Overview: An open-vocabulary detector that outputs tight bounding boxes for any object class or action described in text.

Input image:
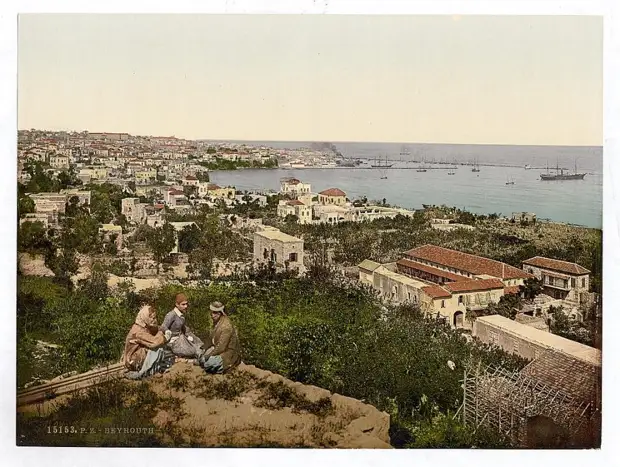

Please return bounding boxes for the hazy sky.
[17,14,602,145]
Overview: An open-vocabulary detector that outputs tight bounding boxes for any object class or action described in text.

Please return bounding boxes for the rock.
[345,413,390,443]
[322,432,342,446]
[339,433,392,449]
[294,384,332,403]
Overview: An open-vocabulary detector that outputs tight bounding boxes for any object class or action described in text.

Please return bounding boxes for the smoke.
[310,142,342,157]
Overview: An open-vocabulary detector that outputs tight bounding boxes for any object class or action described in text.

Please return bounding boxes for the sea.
[206,142,603,229]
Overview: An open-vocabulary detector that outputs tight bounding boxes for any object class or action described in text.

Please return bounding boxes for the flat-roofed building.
[253,227,305,274]
[473,314,601,366]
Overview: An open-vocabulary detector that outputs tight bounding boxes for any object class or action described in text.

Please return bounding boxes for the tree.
[187,247,215,281]
[89,191,115,224]
[456,211,477,226]
[183,185,198,198]
[146,223,176,273]
[18,194,35,219]
[284,214,299,224]
[18,221,52,253]
[178,224,202,253]
[57,169,81,189]
[519,278,543,300]
[44,247,79,281]
[196,171,210,182]
[485,294,523,320]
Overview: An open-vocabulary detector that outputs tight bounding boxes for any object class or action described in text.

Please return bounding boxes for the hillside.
[17,362,391,448]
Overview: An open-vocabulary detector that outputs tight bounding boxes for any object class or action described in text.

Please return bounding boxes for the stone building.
[522,256,592,306]
[253,227,305,274]
[473,314,601,366]
[121,197,148,224]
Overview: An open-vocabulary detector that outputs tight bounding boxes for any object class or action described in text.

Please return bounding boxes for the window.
[512,339,519,354]
[489,331,499,345]
[458,295,464,305]
[263,248,268,259]
[582,278,586,288]
[441,300,445,308]
[289,252,298,262]
[571,278,576,288]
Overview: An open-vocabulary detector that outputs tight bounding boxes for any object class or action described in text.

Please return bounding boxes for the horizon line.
[17,129,602,149]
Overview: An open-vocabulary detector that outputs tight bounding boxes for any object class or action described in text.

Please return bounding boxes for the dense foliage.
[198,157,278,170]
[18,271,525,447]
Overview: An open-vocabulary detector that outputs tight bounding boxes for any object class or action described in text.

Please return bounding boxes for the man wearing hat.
[196,301,241,374]
[161,293,205,359]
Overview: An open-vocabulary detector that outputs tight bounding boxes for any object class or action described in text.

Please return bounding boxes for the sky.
[17,14,603,145]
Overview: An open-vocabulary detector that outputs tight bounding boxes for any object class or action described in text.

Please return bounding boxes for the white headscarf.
[135,305,157,328]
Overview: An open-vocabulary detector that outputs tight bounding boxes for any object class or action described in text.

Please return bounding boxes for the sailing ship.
[505,176,515,185]
[371,156,393,168]
[540,161,586,181]
[471,158,481,172]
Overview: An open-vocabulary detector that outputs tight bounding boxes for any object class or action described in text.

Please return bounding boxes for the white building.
[312,204,348,224]
[280,178,312,197]
[277,199,313,224]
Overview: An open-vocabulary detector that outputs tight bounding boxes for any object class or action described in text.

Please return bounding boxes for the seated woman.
[160,293,205,359]
[122,305,174,379]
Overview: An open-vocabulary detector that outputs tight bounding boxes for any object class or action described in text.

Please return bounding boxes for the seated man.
[122,305,174,379]
[196,301,241,374]
[160,293,205,359]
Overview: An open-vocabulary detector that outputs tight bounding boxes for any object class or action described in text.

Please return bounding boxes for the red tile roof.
[184,175,197,180]
[167,189,184,195]
[405,245,534,280]
[522,256,590,275]
[285,178,301,185]
[319,188,346,197]
[207,184,222,190]
[504,285,522,295]
[396,258,467,282]
[443,278,506,293]
[422,285,452,299]
[287,200,305,206]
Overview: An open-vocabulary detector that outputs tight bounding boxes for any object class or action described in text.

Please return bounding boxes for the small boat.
[416,168,427,173]
[506,176,515,185]
[448,170,456,175]
[524,164,531,170]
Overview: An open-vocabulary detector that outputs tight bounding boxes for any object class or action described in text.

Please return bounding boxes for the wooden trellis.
[460,358,601,447]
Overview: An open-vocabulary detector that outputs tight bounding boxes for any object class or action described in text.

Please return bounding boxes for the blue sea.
[207,142,603,229]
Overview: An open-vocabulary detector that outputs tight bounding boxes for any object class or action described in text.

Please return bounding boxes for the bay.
[207,142,602,229]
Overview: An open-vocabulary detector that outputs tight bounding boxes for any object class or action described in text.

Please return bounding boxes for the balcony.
[543,279,571,291]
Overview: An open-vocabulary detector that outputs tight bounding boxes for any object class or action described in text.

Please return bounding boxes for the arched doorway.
[453,311,464,328]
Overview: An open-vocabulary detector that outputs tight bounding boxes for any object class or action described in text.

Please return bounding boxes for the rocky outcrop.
[146,362,392,448]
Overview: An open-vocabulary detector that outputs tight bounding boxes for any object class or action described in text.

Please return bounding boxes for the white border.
[1,1,618,466]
